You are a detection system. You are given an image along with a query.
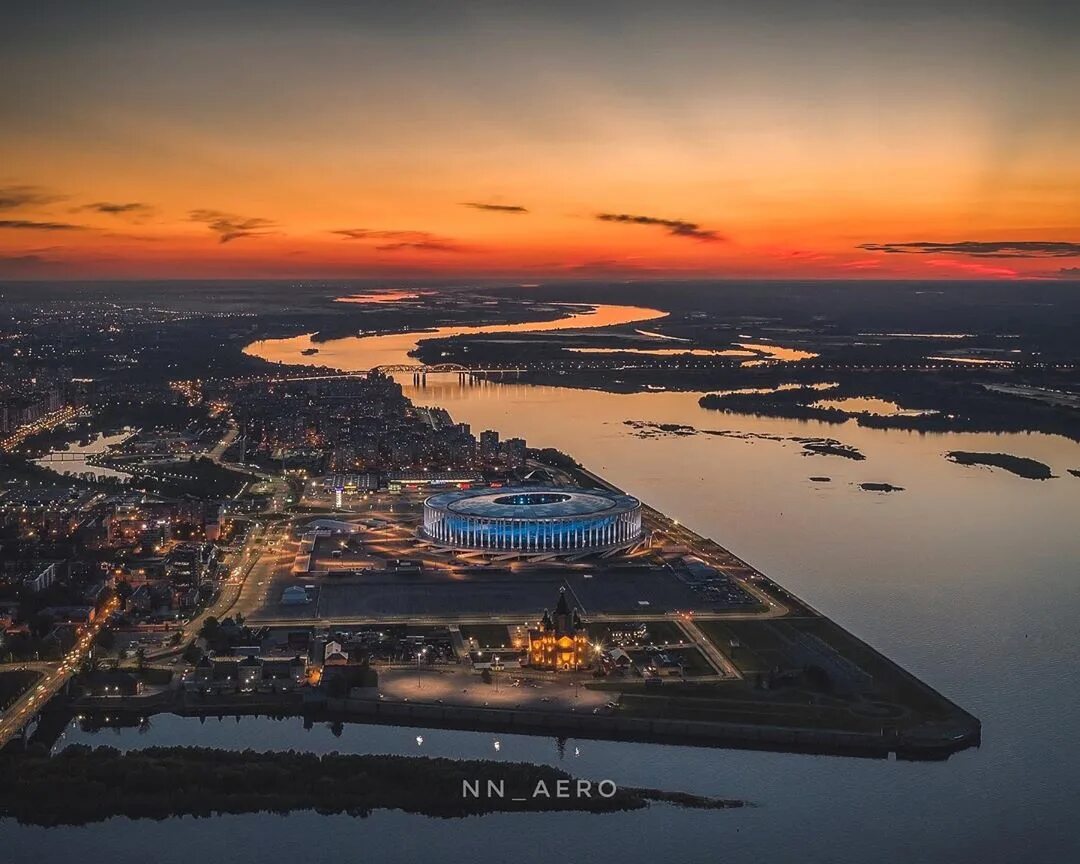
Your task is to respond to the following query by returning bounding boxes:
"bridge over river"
[260,363,529,383]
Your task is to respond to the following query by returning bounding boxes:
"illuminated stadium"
[422,486,642,554]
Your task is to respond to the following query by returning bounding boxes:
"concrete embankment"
[35,687,977,761]
[326,696,980,760]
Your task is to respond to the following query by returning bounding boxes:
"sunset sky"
[2,0,1078,280]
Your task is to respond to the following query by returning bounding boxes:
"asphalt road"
[0,596,120,749]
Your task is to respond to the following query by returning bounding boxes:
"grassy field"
[587,620,685,647]
[786,617,957,720]
[458,624,516,649]
[620,646,713,678]
[617,689,898,733]
[694,621,773,675]
[0,669,42,712]
[688,616,970,730]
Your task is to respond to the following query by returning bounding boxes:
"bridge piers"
[279,365,527,384]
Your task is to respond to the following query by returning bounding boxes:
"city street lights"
[416,647,427,689]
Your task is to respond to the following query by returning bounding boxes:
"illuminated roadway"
[206,421,239,462]
[0,596,120,749]
[147,512,292,659]
[0,404,79,452]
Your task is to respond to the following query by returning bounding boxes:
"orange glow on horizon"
[1,5,1077,281]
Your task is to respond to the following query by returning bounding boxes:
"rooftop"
[427,486,639,519]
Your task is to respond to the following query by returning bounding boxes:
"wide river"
[243,301,669,370]
[9,303,1080,863]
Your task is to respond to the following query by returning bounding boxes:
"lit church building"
[527,589,590,671]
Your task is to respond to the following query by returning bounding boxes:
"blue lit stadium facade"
[422,487,642,553]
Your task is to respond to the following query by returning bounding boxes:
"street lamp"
[416,647,427,689]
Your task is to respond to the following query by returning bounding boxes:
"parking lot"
[255,515,768,624]
[306,565,713,620]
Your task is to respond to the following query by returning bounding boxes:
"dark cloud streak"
[461,202,528,214]
[0,253,49,264]
[0,219,85,231]
[189,209,276,243]
[374,241,464,252]
[0,185,64,211]
[0,252,56,276]
[80,201,155,219]
[596,212,722,242]
[332,228,466,252]
[859,241,1080,259]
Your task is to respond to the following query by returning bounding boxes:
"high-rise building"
[503,437,527,468]
[479,429,500,461]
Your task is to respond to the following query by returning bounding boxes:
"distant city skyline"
[1,0,1078,280]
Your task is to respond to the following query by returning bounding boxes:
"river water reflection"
[33,429,134,481]
[244,303,668,370]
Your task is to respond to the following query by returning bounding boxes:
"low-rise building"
[188,654,308,694]
[85,671,143,698]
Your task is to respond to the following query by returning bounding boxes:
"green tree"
[96,629,116,652]
[199,616,220,641]
[30,612,55,638]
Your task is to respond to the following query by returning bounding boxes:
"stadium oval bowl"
[422,486,642,553]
